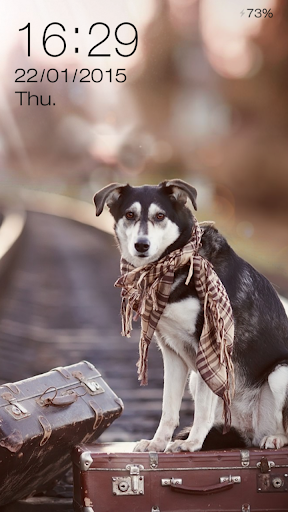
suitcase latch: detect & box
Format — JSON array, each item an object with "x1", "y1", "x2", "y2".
[
  {"x1": 257, "y1": 473, "x2": 288, "y2": 493},
  {"x1": 72, "y1": 372, "x2": 104, "y2": 395},
  {"x1": 112, "y1": 464, "x2": 144, "y2": 496},
  {"x1": 240, "y1": 450, "x2": 250, "y2": 467},
  {"x1": 5, "y1": 401, "x2": 30, "y2": 420},
  {"x1": 256, "y1": 456, "x2": 275, "y2": 473}
]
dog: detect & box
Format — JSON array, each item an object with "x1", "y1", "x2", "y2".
[{"x1": 94, "y1": 179, "x2": 288, "y2": 452}]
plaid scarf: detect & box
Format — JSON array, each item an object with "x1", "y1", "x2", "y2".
[{"x1": 114, "y1": 218, "x2": 235, "y2": 430}]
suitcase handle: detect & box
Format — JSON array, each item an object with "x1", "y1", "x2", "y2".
[
  {"x1": 170, "y1": 480, "x2": 234, "y2": 495},
  {"x1": 47, "y1": 392, "x2": 78, "y2": 406},
  {"x1": 38, "y1": 387, "x2": 78, "y2": 407}
]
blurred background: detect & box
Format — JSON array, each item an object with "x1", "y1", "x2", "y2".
[{"x1": 0, "y1": 0, "x2": 287, "y2": 439}]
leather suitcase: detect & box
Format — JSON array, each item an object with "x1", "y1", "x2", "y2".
[
  {"x1": 72, "y1": 442, "x2": 288, "y2": 512},
  {"x1": 0, "y1": 361, "x2": 123, "y2": 506}
]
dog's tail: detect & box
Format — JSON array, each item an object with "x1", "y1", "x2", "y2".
[{"x1": 175, "y1": 425, "x2": 248, "y2": 450}]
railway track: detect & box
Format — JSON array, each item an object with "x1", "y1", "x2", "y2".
[{"x1": 0, "y1": 208, "x2": 191, "y2": 443}]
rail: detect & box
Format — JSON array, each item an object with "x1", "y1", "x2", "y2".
[
  {"x1": 17, "y1": 189, "x2": 288, "y2": 315},
  {"x1": 1, "y1": 191, "x2": 288, "y2": 315},
  {"x1": 19, "y1": 188, "x2": 114, "y2": 234},
  {"x1": 0, "y1": 209, "x2": 27, "y2": 281}
]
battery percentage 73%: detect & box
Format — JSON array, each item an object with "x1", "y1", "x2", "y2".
[{"x1": 241, "y1": 8, "x2": 273, "y2": 18}]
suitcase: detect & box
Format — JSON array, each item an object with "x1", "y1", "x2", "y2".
[
  {"x1": 72, "y1": 442, "x2": 288, "y2": 512},
  {"x1": 0, "y1": 361, "x2": 123, "y2": 506}
]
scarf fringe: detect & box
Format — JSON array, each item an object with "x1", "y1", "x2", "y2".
[
  {"x1": 196, "y1": 271, "x2": 234, "y2": 429},
  {"x1": 121, "y1": 298, "x2": 132, "y2": 338},
  {"x1": 185, "y1": 254, "x2": 194, "y2": 285},
  {"x1": 136, "y1": 335, "x2": 149, "y2": 386},
  {"x1": 222, "y1": 397, "x2": 232, "y2": 434}
]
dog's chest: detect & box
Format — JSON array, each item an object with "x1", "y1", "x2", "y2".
[{"x1": 156, "y1": 296, "x2": 201, "y2": 366}]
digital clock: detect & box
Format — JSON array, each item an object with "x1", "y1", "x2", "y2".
[
  {"x1": 15, "y1": 19, "x2": 139, "y2": 106},
  {"x1": 19, "y1": 22, "x2": 138, "y2": 58}
]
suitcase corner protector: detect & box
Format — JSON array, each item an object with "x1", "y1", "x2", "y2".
[
  {"x1": 80, "y1": 451, "x2": 93, "y2": 471},
  {"x1": 73, "y1": 500, "x2": 94, "y2": 512}
]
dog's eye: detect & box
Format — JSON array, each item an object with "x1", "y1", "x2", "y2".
[
  {"x1": 155, "y1": 212, "x2": 165, "y2": 221},
  {"x1": 125, "y1": 211, "x2": 135, "y2": 220}
]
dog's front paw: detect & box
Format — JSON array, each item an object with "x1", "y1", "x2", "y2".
[
  {"x1": 260, "y1": 434, "x2": 288, "y2": 449},
  {"x1": 165, "y1": 439, "x2": 203, "y2": 453},
  {"x1": 133, "y1": 439, "x2": 168, "y2": 452}
]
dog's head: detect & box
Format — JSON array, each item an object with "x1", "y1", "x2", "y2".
[{"x1": 93, "y1": 179, "x2": 197, "y2": 267}]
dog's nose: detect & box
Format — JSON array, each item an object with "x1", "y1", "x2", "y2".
[{"x1": 135, "y1": 238, "x2": 150, "y2": 253}]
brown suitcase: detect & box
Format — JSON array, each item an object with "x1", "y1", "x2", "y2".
[
  {"x1": 0, "y1": 361, "x2": 123, "y2": 506},
  {"x1": 72, "y1": 442, "x2": 288, "y2": 512}
]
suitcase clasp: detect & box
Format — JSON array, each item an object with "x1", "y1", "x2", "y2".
[
  {"x1": 83, "y1": 380, "x2": 104, "y2": 395},
  {"x1": 2, "y1": 391, "x2": 30, "y2": 420},
  {"x1": 112, "y1": 464, "x2": 144, "y2": 496},
  {"x1": 257, "y1": 473, "x2": 288, "y2": 493},
  {"x1": 5, "y1": 401, "x2": 30, "y2": 420},
  {"x1": 240, "y1": 450, "x2": 250, "y2": 467},
  {"x1": 72, "y1": 371, "x2": 104, "y2": 396},
  {"x1": 256, "y1": 456, "x2": 275, "y2": 473}
]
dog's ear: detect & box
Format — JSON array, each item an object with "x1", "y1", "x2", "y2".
[
  {"x1": 93, "y1": 183, "x2": 128, "y2": 216},
  {"x1": 159, "y1": 179, "x2": 197, "y2": 211}
]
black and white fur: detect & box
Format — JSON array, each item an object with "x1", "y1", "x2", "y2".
[{"x1": 94, "y1": 179, "x2": 288, "y2": 452}]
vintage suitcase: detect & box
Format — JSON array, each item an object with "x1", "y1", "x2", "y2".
[
  {"x1": 0, "y1": 361, "x2": 123, "y2": 506},
  {"x1": 72, "y1": 442, "x2": 288, "y2": 512}
]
